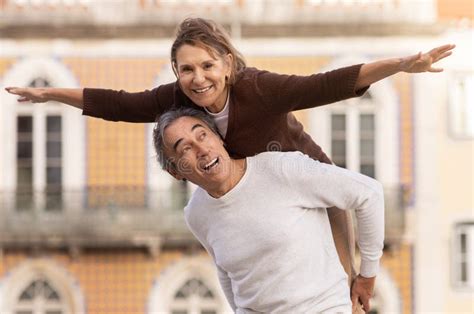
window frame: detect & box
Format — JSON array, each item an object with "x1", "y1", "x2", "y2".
[
  {"x1": 448, "y1": 71, "x2": 474, "y2": 140},
  {"x1": 452, "y1": 222, "x2": 474, "y2": 290}
]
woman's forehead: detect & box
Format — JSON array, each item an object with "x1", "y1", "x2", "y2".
[{"x1": 175, "y1": 44, "x2": 220, "y2": 64}]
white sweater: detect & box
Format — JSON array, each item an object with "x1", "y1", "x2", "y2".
[{"x1": 184, "y1": 152, "x2": 385, "y2": 313}]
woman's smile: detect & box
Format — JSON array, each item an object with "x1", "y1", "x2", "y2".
[{"x1": 176, "y1": 44, "x2": 232, "y2": 113}]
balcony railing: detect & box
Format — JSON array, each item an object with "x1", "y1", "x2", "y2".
[
  {"x1": 0, "y1": 184, "x2": 407, "y2": 254},
  {"x1": 0, "y1": 187, "x2": 195, "y2": 255}
]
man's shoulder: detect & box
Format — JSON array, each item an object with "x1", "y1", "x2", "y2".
[
  {"x1": 250, "y1": 151, "x2": 308, "y2": 163},
  {"x1": 184, "y1": 187, "x2": 208, "y2": 214},
  {"x1": 249, "y1": 151, "x2": 315, "y2": 176}
]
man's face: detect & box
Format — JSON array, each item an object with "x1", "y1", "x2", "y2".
[{"x1": 163, "y1": 116, "x2": 232, "y2": 190}]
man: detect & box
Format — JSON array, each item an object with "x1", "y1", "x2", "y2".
[{"x1": 153, "y1": 107, "x2": 384, "y2": 313}]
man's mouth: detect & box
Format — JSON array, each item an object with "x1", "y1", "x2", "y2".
[
  {"x1": 203, "y1": 157, "x2": 219, "y2": 171},
  {"x1": 193, "y1": 86, "x2": 212, "y2": 94}
]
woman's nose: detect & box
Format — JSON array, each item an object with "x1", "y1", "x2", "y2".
[{"x1": 193, "y1": 69, "x2": 205, "y2": 84}]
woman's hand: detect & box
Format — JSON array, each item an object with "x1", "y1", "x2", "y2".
[
  {"x1": 5, "y1": 87, "x2": 49, "y2": 103},
  {"x1": 4, "y1": 87, "x2": 84, "y2": 109},
  {"x1": 399, "y1": 44, "x2": 455, "y2": 73}
]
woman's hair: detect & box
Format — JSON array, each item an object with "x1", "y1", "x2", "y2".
[
  {"x1": 171, "y1": 17, "x2": 246, "y2": 85},
  {"x1": 153, "y1": 107, "x2": 220, "y2": 171}
]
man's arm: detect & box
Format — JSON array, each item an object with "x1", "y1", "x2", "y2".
[
  {"x1": 216, "y1": 265, "x2": 237, "y2": 312},
  {"x1": 355, "y1": 44, "x2": 455, "y2": 90},
  {"x1": 280, "y1": 152, "x2": 385, "y2": 311}
]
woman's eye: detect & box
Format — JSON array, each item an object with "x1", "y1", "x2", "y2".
[
  {"x1": 180, "y1": 67, "x2": 192, "y2": 73},
  {"x1": 204, "y1": 63, "x2": 213, "y2": 69}
]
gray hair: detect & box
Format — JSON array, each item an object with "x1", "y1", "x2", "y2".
[{"x1": 153, "y1": 107, "x2": 220, "y2": 171}]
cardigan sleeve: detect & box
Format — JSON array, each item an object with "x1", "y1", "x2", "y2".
[
  {"x1": 250, "y1": 64, "x2": 369, "y2": 115},
  {"x1": 82, "y1": 82, "x2": 176, "y2": 122}
]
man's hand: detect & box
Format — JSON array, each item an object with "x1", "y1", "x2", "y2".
[
  {"x1": 399, "y1": 44, "x2": 455, "y2": 73},
  {"x1": 351, "y1": 274, "x2": 376, "y2": 312}
]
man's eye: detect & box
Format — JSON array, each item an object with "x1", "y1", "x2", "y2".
[{"x1": 199, "y1": 132, "x2": 207, "y2": 139}]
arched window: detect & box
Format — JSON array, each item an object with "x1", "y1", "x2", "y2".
[
  {"x1": 147, "y1": 256, "x2": 231, "y2": 314},
  {"x1": 0, "y1": 259, "x2": 85, "y2": 314},
  {"x1": 170, "y1": 278, "x2": 220, "y2": 314},
  {"x1": 14, "y1": 278, "x2": 67, "y2": 314},
  {"x1": 1, "y1": 57, "x2": 85, "y2": 213}
]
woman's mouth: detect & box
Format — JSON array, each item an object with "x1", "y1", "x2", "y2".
[{"x1": 193, "y1": 86, "x2": 212, "y2": 94}]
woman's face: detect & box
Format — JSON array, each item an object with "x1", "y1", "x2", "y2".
[{"x1": 175, "y1": 44, "x2": 232, "y2": 113}]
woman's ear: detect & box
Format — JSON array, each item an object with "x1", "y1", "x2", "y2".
[
  {"x1": 225, "y1": 53, "x2": 233, "y2": 75},
  {"x1": 171, "y1": 62, "x2": 179, "y2": 80}
]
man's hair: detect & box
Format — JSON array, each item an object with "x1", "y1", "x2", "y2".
[
  {"x1": 153, "y1": 107, "x2": 220, "y2": 171},
  {"x1": 171, "y1": 17, "x2": 246, "y2": 85}
]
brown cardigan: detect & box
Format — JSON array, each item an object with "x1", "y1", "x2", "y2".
[{"x1": 83, "y1": 65, "x2": 368, "y2": 163}]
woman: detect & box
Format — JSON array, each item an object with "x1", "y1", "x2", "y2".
[{"x1": 5, "y1": 17, "x2": 454, "y2": 307}]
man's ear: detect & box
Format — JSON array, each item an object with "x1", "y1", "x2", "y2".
[{"x1": 167, "y1": 166, "x2": 184, "y2": 181}]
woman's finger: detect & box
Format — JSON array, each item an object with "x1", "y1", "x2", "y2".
[
  {"x1": 429, "y1": 44, "x2": 455, "y2": 55},
  {"x1": 434, "y1": 51, "x2": 453, "y2": 62},
  {"x1": 428, "y1": 67, "x2": 444, "y2": 73},
  {"x1": 5, "y1": 87, "x2": 20, "y2": 95}
]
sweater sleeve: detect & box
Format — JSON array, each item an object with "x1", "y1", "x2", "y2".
[
  {"x1": 184, "y1": 207, "x2": 237, "y2": 311},
  {"x1": 280, "y1": 152, "x2": 384, "y2": 277},
  {"x1": 82, "y1": 82, "x2": 176, "y2": 122},
  {"x1": 216, "y1": 265, "x2": 237, "y2": 312},
  {"x1": 251, "y1": 64, "x2": 369, "y2": 115}
]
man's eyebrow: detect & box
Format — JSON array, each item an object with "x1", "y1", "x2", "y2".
[
  {"x1": 172, "y1": 123, "x2": 206, "y2": 152},
  {"x1": 191, "y1": 123, "x2": 205, "y2": 132}
]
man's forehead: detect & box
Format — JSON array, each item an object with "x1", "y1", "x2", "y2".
[
  {"x1": 163, "y1": 116, "x2": 207, "y2": 145},
  {"x1": 167, "y1": 116, "x2": 206, "y2": 134}
]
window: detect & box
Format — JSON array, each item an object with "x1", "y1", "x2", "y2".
[
  {"x1": 147, "y1": 257, "x2": 231, "y2": 313},
  {"x1": 14, "y1": 278, "x2": 67, "y2": 314},
  {"x1": 170, "y1": 278, "x2": 219, "y2": 314},
  {"x1": 1, "y1": 57, "x2": 85, "y2": 213},
  {"x1": 453, "y1": 222, "x2": 474, "y2": 289},
  {"x1": 330, "y1": 92, "x2": 376, "y2": 178},
  {"x1": 147, "y1": 63, "x2": 191, "y2": 211},
  {"x1": 449, "y1": 72, "x2": 474, "y2": 139},
  {"x1": 15, "y1": 78, "x2": 63, "y2": 211}
]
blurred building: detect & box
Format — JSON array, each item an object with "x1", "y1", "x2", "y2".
[
  {"x1": 413, "y1": 1, "x2": 474, "y2": 312},
  {"x1": 0, "y1": 0, "x2": 472, "y2": 313}
]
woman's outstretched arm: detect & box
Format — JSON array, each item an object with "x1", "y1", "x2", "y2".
[
  {"x1": 5, "y1": 87, "x2": 84, "y2": 109},
  {"x1": 355, "y1": 44, "x2": 455, "y2": 90}
]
